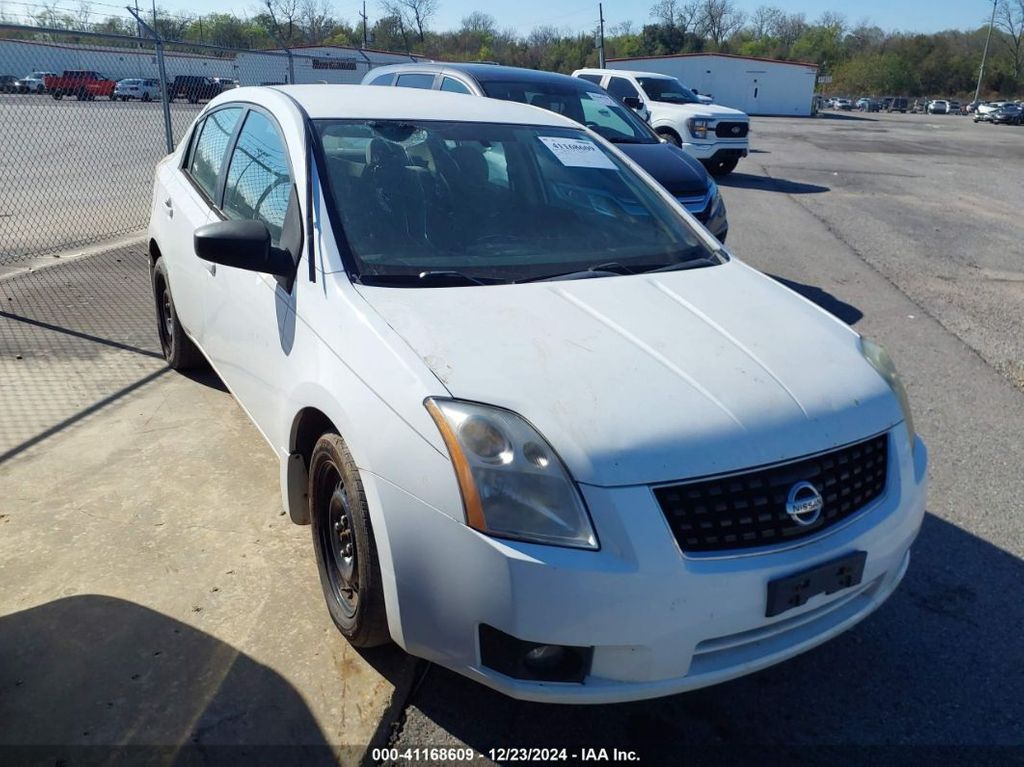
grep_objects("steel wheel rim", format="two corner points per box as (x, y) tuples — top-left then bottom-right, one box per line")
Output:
(159, 285), (173, 355)
(316, 462), (359, 618)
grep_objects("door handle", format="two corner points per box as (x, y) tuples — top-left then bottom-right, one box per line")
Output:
(163, 198), (173, 218)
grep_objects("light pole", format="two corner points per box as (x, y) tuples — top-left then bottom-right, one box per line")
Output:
(974, 0), (998, 104)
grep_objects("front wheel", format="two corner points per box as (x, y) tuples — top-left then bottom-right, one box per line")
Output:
(309, 433), (390, 648)
(704, 156), (740, 177)
(656, 129), (681, 147)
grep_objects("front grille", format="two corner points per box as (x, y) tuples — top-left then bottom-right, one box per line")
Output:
(654, 434), (889, 553)
(715, 121), (749, 138)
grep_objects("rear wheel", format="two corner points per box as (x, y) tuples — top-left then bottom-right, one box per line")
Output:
(309, 433), (390, 648)
(142, 92), (151, 102)
(52, 90), (62, 100)
(152, 258), (205, 370)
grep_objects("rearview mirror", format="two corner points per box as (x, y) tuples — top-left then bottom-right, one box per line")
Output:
(193, 220), (293, 277)
(622, 96), (642, 110)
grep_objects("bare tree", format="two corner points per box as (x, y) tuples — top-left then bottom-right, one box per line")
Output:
(610, 20), (634, 36)
(697, 0), (745, 47)
(995, 0), (1024, 84)
(380, 0), (437, 43)
(651, 0), (699, 35)
(301, 0), (336, 43)
(460, 11), (495, 35)
(817, 10), (846, 34)
(262, 0), (300, 42)
(749, 5), (782, 40)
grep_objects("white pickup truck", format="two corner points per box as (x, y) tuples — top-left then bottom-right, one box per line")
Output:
(573, 68), (750, 176)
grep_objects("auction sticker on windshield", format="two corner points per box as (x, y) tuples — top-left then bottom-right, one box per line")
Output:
(538, 136), (617, 170)
(587, 92), (619, 107)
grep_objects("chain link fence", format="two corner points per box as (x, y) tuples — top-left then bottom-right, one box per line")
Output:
(0, 22), (418, 265)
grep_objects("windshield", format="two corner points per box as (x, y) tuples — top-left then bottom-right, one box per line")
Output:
(314, 120), (719, 286)
(478, 80), (656, 145)
(637, 77), (701, 105)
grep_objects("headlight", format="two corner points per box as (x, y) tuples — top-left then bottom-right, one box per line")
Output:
(859, 337), (915, 447)
(688, 118), (708, 139)
(707, 179), (724, 217)
(426, 398), (598, 549)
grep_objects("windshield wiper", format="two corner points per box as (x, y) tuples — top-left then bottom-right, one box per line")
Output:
(358, 270), (500, 287)
(642, 255), (723, 273)
(517, 262), (639, 283)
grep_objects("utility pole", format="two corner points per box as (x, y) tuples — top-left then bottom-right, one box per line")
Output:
(150, 0), (156, 33)
(364, 0), (372, 49)
(597, 3), (606, 68)
(974, 0), (998, 104)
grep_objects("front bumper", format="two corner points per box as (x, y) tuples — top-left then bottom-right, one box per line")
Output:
(681, 140), (749, 162)
(370, 430), (927, 704)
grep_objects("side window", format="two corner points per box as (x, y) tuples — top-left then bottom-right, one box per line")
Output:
(576, 74), (602, 84)
(395, 73), (435, 89)
(222, 111), (292, 245)
(607, 76), (640, 101)
(581, 98), (638, 139)
(369, 72), (395, 86)
(440, 77), (471, 94)
(187, 107), (243, 201)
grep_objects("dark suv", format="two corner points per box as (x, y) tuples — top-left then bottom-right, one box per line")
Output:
(169, 75), (223, 103)
(362, 62), (729, 242)
(887, 97), (908, 113)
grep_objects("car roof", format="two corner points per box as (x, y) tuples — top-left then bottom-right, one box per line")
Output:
(578, 68), (676, 80)
(213, 84), (582, 127)
(375, 61), (606, 90)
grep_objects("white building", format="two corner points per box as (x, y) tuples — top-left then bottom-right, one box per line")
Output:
(0, 37), (424, 86)
(606, 53), (818, 116)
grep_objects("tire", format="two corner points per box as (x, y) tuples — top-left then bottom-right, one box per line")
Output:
(142, 92), (151, 102)
(309, 433), (390, 648)
(152, 258), (205, 370)
(705, 156), (740, 177)
(656, 129), (681, 147)
(188, 92), (198, 104)
(52, 90), (62, 100)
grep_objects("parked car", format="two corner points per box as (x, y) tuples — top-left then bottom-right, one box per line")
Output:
(834, 98), (853, 110)
(114, 78), (162, 102)
(0, 74), (18, 93)
(44, 70), (116, 100)
(572, 68), (750, 176)
(910, 98), (929, 113)
(947, 100), (961, 114)
(991, 103), (1023, 125)
(855, 97), (871, 110)
(211, 77), (239, 90)
(169, 75), (224, 103)
(887, 97), (908, 113)
(148, 84), (926, 703)
(974, 101), (1010, 121)
(14, 71), (56, 93)
(362, 62), (728, 241)
(927, 99), (949, 114)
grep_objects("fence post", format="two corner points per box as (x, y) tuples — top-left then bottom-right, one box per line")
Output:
(272, 33), (296, 84)
(127, 7), (175, 153)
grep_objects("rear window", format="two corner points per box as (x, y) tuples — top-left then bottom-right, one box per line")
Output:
(395, 73), (435, 89)
(187, 107), (243, 201)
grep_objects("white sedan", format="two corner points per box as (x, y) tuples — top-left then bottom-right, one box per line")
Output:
(114, 77), (161, 101)
(147, 85), (928, 703)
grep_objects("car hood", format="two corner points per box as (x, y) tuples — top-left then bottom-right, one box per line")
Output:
(652, 101), (749, 121)
(358, 260), (901, 487)
(615, 142), (708, 197)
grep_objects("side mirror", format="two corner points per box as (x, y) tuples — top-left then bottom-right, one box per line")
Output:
(622, 96), (642, 110)
(193, 219), (293, 277)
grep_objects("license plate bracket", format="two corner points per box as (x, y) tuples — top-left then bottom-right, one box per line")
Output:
(765, 551), (867, 617)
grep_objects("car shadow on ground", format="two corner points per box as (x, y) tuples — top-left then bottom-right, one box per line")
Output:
(768, 275), (864, 325)
(0, 595), (343, 764)
(719, 173), (830, 195)
(817, 112), (880, 122)
(391, 513), (1024, 755)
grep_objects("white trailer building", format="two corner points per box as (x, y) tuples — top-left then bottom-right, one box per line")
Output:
(606, 53), (818, 116)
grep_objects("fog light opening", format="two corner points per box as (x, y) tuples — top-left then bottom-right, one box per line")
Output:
(479, 624), (592, 683)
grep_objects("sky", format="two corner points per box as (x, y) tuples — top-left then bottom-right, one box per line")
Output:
(7, 0), (995, 36)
